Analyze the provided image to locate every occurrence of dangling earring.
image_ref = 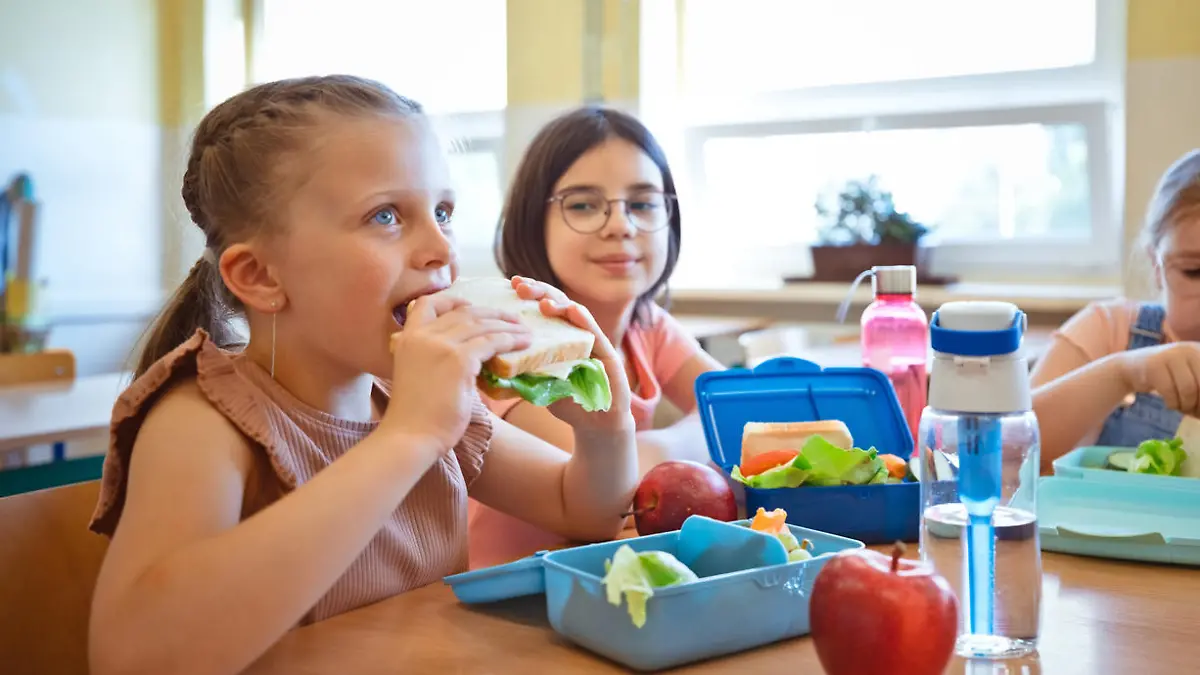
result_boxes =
[270,300,278,379]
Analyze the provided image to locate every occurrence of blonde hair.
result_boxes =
[135,75,423,378]
[1141,149,1200,253]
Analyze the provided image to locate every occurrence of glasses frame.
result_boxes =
[547,188,677,234]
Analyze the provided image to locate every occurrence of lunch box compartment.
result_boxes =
[444,515,864,671]
[695,357,921,544]
[1052,445,1200,493]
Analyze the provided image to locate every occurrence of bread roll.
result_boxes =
[740,421,854,465]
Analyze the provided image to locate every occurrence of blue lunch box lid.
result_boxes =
[443,550,549,604]
[694,357,913,473]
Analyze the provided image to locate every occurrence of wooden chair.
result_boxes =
[0,480,109,675]
[0,455,105,497]
[0,349,77,463]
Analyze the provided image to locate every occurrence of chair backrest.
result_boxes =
[0,455,105,497]
[0,349,76,387]
[0,480,108,675]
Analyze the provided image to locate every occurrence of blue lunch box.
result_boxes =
[695,356,921,544]
[444,515,864,671]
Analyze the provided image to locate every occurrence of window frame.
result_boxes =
[642,0,1128,284]
[245,0,508,264]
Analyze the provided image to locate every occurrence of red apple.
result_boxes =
[810,542,958,675]
[629,460,738,535]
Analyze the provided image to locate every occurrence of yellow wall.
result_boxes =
[1128,0,1200,59]
[505,0,637,106]
[1123,0,1200,294]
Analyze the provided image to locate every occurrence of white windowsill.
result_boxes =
[668,280,1122,315]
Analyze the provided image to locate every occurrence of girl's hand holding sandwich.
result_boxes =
[385,292,531,453]
[511,276,636,433]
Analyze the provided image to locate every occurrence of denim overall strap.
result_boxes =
[1126,304,1167,350]
[1095,304,1184,447]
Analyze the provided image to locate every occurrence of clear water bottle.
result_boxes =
[836,265,928,456]
[917,301,1042,660]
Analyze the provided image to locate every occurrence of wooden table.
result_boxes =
[0,372,129,453]
[247,542,1199,674]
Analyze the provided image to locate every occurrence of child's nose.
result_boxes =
[410,217,453,269]
[600,202,637,239]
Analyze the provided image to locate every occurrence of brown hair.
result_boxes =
[1141,149,1200,252]
[134,75,423,377]
[494,106,682,326]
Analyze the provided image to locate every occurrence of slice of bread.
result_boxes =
[740,420,854,465]
[421,277,595,378]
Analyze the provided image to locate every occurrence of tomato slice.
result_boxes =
[740,449,800,477]
[881,453,908,479]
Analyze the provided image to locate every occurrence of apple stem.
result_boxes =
[890,541,907,573]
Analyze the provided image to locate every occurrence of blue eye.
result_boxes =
[435,203,454,225]
[372,207,399,226]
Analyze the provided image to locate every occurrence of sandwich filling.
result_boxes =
[480,358,612,412]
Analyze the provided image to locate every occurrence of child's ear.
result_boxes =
[218,242,286,312]
[1147,243,1166,292]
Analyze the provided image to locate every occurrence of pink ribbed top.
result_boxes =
[88,329,493,624]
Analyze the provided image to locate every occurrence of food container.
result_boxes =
[695,356,921,544]
[1052,445,1200,493]
[444,515,863,671]
[1038,476,1200,565]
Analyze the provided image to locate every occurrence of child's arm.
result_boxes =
[636,351,726,469]
[88,382,447,675]
[470,416,638,541]
[1030,336,1133,467]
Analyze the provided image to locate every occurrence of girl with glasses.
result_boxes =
[469,107,727,568]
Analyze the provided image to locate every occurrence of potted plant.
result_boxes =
[807,175,932,282]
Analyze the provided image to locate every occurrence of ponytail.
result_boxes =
[133,256,238,378]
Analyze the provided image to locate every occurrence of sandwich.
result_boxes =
[740,421,853,466]
[732,420,911,489]
[417,277,612,412]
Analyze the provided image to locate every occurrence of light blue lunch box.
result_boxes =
[444,515,863,671]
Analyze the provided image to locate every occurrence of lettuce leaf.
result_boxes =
[1130,437,1188,476]
[731,434,890,489]
[602,545,698,628]
[481,358,612,412]
[731,462,810,489]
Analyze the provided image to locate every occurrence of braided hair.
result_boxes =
[134,75,423,377]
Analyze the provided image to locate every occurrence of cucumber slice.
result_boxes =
[1106,450,1137,471]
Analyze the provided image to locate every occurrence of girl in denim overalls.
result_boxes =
[1031,149,1200,471]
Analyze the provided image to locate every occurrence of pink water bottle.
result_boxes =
[839,265,928,456]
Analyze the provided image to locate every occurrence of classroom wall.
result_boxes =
[1123,0,1200,299]
[3,0,1196,377]
[0,0,166,375]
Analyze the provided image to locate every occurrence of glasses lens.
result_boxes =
[560,192,608,232]
[627,191,672,231]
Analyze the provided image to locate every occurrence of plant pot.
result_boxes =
[808,243,924,282]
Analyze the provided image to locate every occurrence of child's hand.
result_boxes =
[510,276,635,432]
[384,294,531,452]
[1119,342,1200,416]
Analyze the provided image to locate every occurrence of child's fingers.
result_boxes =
[443,318,531,345]
[463,331,534,366]
[407,294,471,327]
[513,276,570,305]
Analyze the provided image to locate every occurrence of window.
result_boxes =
[250,0,506,250]
[644,0,1124,285]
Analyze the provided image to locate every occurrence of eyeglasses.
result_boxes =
[547,188,676,234]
